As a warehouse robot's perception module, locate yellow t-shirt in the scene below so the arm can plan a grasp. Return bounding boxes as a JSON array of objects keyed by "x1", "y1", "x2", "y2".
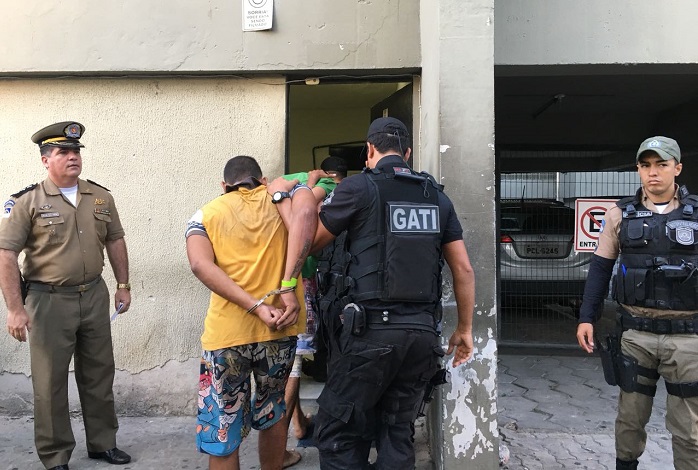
[{"x1": 187, "y1": 186, "x2": 305, "y2": 350}]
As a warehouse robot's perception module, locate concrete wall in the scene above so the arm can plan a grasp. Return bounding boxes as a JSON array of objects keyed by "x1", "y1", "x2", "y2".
[
  {"x1": 495, "y1": 0, "x2": 698, "y2": 65},
  {"x1": 0, "y1": 77, "x2": 287, "y2": 415},
  {"x1": 421, "y1": 1, "x2": 498, "y2": 469},
  {"x1": 0, "y1": 0, "x2": 505, "y2": 466},
  {"x1": 0, "y1": 0, "x2": 421, "y2": 73}
]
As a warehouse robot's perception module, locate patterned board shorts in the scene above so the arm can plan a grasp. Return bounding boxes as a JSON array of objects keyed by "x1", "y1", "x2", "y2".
[{"x1": 196, "y1": 337, "x2": 296, "y2": 457}]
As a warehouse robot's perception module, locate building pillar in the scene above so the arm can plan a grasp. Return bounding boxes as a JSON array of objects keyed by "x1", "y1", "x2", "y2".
[{"x1": 419, "y1": 1, "x2": 498, "y2": 468}]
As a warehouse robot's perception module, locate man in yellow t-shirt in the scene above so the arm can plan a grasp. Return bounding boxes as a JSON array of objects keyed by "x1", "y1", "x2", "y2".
[{"x1": 185, "y1": 155, "x2": 316, "y2": 470}]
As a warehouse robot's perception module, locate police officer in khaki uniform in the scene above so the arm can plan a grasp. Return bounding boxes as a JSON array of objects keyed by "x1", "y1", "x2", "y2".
[
  {"x1": 0, "y1": 122, "x2": 132, "y2": 470},
  {"x1": 577, "y1": 136, "x2": 698, "y2": 470}
]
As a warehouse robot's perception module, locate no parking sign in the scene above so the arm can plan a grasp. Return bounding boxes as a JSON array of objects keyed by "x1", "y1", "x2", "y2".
[{"x1": 574, "y1": 199, "x2": 618, "y2": 252}]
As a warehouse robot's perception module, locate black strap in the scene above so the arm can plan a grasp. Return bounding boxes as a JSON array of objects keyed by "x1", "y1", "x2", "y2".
[
  {"x1": 619, "y1": 309, "x2": 698, "y2": 335},
  {"x1": 665, "y1": 380, "x2": 698, "y2": 398},
  {"x1": 365, "y1": 311, "x2": 436, "y2": 331}
]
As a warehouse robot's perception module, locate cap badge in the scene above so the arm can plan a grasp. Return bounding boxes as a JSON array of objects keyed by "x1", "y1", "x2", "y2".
[
  {"x1": 648, "y1": 140, "x2": 661, "y2": 148},
  {"x1": 64, "y1": 123, "x2": 82, "y2": 138}
]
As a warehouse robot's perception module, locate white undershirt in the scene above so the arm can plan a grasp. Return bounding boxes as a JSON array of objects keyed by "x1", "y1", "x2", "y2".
[
  {"x1": 654, "y1": 202, "x2": 669, "y2": 214},
  {"x1": 59, "y1": 185, "x2": 78, "y2": 206}
]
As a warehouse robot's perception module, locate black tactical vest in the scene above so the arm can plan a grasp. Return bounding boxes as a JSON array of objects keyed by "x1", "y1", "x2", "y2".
[
  {"x1": 614, "y1": 186, "x2": 698, "y2": 310},
  {"x1": 345, "y1": 162, "x2": 444, "y2": 311},
  {"x1": 316, "y1": 231, "x2": 349, "y2": 298}
]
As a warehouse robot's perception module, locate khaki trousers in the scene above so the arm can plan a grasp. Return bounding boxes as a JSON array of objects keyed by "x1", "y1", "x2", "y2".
[
  {"x1": 617, "y1": 329, "x2": 698, "y2": 469},
  {"x1": 26, "y1": 279, "x2": 118, "y2": 469}
]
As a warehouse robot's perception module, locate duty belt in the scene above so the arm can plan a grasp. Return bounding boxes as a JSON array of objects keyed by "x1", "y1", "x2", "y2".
[
  {"x1": 26, "y1": 275, "x2": 102, "y2": 294},
  {"x1": 618, "y1": 309, "x2": 698, "y2": 335},
  {"x1": 366, "y1": 311, "x2": 436, "y2": 331}
]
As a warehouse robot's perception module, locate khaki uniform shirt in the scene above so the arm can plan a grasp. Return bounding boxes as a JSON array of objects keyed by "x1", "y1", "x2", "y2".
[
  {"x1": 595, "y1": 184, "x2": 697, "y2": 319},
  {"x1": 0, "y1": 178, "x2": 125, "y2": 285}
]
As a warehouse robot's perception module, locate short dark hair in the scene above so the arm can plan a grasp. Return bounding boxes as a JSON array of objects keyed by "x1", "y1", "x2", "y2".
[
  {"x1": 223, "y1": 156, "x2": 262, "y2": 184},
  {"x1": 320, "y1": 156, "x2": 349, "y2": 179},
  {"x1": 367, "y1": 118, "x2": 411, "y2": 156}
]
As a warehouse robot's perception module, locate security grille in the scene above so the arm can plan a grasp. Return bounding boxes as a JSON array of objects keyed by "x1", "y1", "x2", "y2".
[{"x1": 498, "y1": 171, "x2": 639, "y2": 348}]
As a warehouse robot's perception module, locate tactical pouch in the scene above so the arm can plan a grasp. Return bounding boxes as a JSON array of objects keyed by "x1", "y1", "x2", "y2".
[
  {"x1": 342, "y1": 303, "x2": 366, "y2": 337},
  {"x1": 596, "y1": 333, "x2": 619, "y2": 387},
  {"x1": 616, "y1": 352, "x2": 639, "y2": 393},
  {"x1": 616, "y1": 351, "x2": 658, "y2": 397}
]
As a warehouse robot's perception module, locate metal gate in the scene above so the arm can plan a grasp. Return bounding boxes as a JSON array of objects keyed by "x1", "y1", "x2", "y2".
[{"x1": 497, "y1": 170, "x2": 639, "y2": 348}]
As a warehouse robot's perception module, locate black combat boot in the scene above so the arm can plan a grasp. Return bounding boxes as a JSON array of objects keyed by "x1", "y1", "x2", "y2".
[{"x1": 616, "y1": 458, "x2": 639, "y2": 470}]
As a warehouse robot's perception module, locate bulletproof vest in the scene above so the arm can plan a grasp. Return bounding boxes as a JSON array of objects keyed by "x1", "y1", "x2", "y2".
[
  {"x1": 345, "y1": 162, "x2": 444, "y2": 310},
  {"x1": 614, "y1": 185, "x2": 698, "y2": 310},
  {"x1": 316, "y1": 231, "x2": 349, "y2": 298}
]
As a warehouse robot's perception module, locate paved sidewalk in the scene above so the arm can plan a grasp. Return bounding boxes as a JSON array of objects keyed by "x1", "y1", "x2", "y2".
[
  {"x1": 1, "y1": 354, "x2": 676, "y2": 469},
  {"x1": 498, "y1": 354, "x2": 673, "y2": 469}
]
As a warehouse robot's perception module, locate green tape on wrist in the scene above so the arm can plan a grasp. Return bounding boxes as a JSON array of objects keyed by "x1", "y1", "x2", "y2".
[{"x1": 281, "y1": 277, "x2": 297, "y2": 288}]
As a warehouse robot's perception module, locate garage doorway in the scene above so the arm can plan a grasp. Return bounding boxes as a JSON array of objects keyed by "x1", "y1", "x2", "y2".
[{"x1": 497, "y1": 156, "x2": 639, "y2": 348}]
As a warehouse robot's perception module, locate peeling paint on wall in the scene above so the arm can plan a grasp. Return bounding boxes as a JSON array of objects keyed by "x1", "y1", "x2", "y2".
[{"x1": 445, "y1": 327, "x2": 497, "y2": 459}]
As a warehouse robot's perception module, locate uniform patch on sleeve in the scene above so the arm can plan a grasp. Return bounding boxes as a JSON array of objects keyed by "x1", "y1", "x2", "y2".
[
  {"x1": 185, "y1": 210, "x2": 208, "y2": 238},
  {"x1": 3, "y1": 199, "x2": 15, "y2": 218}
]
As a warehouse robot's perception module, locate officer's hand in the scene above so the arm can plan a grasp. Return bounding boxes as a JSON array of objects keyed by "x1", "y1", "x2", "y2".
[
  {"x1": 6, "y1": 308, "x2": 31, "y2": 342},
  {"x1": 447, "y1": 328, "x2": 473, "y2": 367},
  {"x1": 115, "y1": 289, "x2": 131, "y2": 314},
  {"x1": 306, "y1": 169, "x2": 329, "y2": 187},
  {"x1": 576, "y1": 323, "x2": 595, "y2": 354},
  {"x1": 254, "y1": 304, "x2": 281, "y2": 331},
  {"x1": 267, "y1": 177, "x2": 298, "y2": 196},
  {"x1": 276, "y1": 291, "x2": 300, "y2": 330}
]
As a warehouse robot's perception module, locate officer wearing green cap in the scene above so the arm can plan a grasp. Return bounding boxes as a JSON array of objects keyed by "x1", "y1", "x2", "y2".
[
  {"x1": 577, "y1": 135, "x2": 698, "y2": 469},
  {"x1": 0, "y1": 122, "x2": 132, "y2": 469}
]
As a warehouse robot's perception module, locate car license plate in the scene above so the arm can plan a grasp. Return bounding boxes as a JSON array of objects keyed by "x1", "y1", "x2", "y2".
[{"x1": 524, "y1": 244, "x2": 560, "y2": 257}]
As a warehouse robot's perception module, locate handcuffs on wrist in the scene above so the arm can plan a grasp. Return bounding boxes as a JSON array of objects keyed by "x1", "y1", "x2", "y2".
[{"x1": 246, "y1": 286, "x2": 296, "y2": 314}]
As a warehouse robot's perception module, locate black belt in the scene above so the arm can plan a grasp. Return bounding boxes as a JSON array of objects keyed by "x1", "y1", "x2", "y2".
[
  {"x1": 366, "y1": 311, "x2": 436, "y2": 330},
  {"x1": 618, "y1": 309, "x2": 698, "y2": 335},
  {"x1": 26, "y1": 275, "x2": 102, "y2": 294}
]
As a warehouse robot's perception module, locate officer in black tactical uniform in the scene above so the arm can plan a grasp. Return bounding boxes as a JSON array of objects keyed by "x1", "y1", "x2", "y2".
[
  {"x1": 311, "y1": 117, "x2": 476, "y2": 470},
  {"x1": 577, "y1": 136, "x2": 698, "y2": 470}
]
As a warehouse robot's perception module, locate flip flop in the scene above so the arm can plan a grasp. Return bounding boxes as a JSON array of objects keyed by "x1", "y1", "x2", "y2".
[
  {"x1": 283, "y1": 449, "x2": 302, "y2": 469},
  {"x1": 296, "y1": 417, "x2": 317, "y2": 448}
]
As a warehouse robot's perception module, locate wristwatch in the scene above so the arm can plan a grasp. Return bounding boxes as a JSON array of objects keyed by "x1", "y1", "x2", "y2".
[
  {"x1": 271, "y1": 191, "x2": 291, "y2": 204},
  {"x1": 117, "y1": 283, "x2": 131, "y2": 291}
]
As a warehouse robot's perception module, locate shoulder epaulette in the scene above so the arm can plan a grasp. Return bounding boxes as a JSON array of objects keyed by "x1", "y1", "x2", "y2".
[
  {"x1": 10, "y1": 183, "x2": 38, "y2": 199},
  {"x1": 87, "y1": 179, "x2": 111, "y2": 192}
]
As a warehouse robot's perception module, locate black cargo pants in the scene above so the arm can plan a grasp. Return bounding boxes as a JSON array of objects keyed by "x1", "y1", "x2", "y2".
[{"x1": 315, "y1": 323, "x2": 442, "y2": 470}]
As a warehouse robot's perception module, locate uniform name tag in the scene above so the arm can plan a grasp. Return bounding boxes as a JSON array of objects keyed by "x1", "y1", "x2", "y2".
[
  {"x1": 39, "y1": 212, "x2": 60, "y2": 218},
  {"x1": 623, "y1": 211, "x2": 653, "y2": 218},
  {"x1": 389, "y1": 204, "x2": 440, "y2": 233},
  {"x1": 94, "y1": 208, "x2": 111, "y2": 216}
]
